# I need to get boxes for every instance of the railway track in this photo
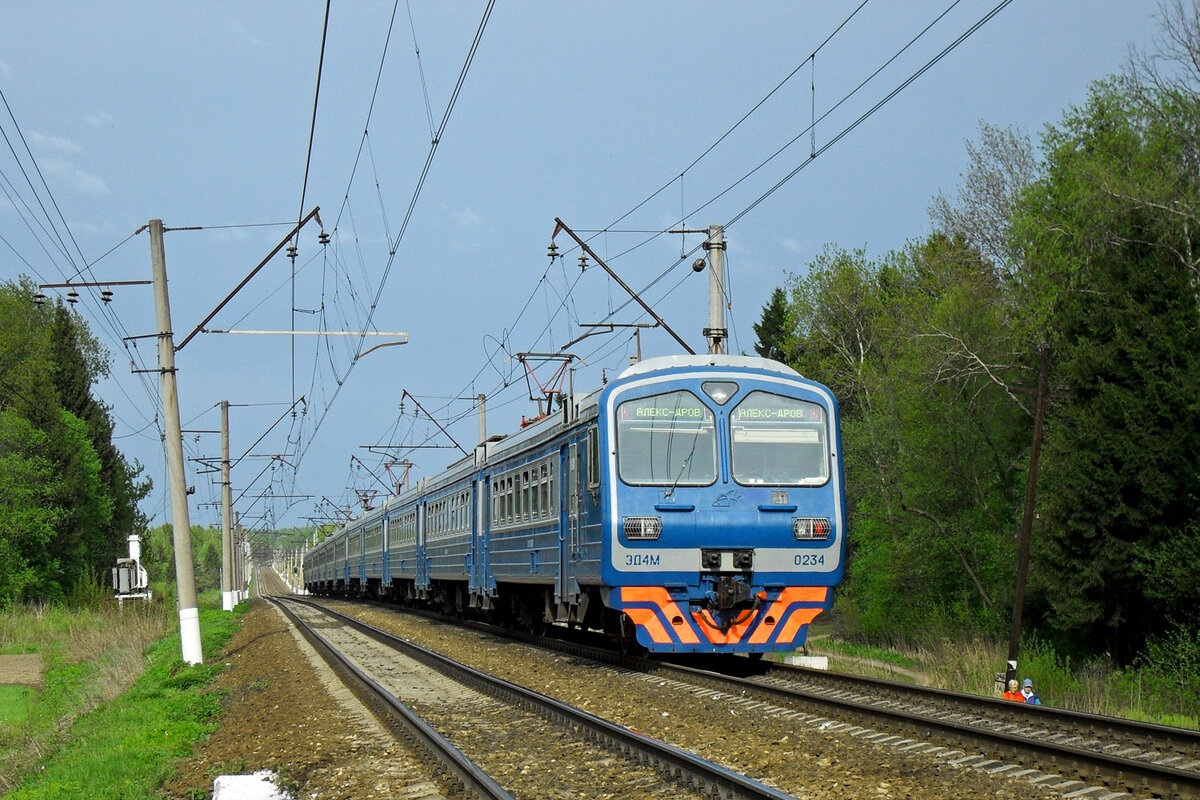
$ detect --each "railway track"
[488,619,1200,799]
[306,594,1199,799]
[268,594,807,800]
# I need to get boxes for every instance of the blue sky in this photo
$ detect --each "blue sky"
[0,1,1165,536]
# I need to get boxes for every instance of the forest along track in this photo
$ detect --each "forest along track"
[269,596,799,800]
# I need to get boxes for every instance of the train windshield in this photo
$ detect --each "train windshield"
[730,391,829,486]
[616,390,717,486]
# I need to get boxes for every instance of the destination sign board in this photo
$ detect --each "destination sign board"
[619,391,712,422]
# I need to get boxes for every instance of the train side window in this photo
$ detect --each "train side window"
[505,476,514,523]
[538,463,549,518]
[521,470,530,521]
[586,427,600,489]
[528,469,539,519]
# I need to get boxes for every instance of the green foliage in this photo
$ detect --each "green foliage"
[0,412,61,607]
[142,524,236,597]
[1012,74,1200,659]
[0,279,149,607]
[1135,623,1200,711]
[752,286,792,359]
[785,237,1026,641]
[779,33,1200,670]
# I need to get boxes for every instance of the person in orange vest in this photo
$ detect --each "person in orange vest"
[1002,679,1025,702]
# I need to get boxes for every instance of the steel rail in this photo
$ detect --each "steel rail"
[283,596,801,800]
[265,595,514,800]
[760,662,1200,763]
[649,660,1200,800]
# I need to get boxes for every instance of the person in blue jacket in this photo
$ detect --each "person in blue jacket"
[1021,678,1041,705]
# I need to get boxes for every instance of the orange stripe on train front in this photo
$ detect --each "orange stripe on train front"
[623,607,673,644]
[748,586,831,644]
[621,587,701,645]
[774,607,824,645]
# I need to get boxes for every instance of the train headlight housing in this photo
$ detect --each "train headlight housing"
[623,516,663,540]
[702,381,739,405]
[793,517,832,540]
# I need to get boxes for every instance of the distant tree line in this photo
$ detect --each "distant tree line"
[0,278,150,607]
[754,3,1200,664]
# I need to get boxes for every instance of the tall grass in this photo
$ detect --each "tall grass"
[5,607,244,800]
[0,600,170,793]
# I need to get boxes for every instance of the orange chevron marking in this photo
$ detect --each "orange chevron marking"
[623,607,672,644]
[691,608,757,644]
[775,606,824,645]
[621,587,701,645]
[748,586,831,644]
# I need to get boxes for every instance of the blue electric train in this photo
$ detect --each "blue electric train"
[304,353,846,654]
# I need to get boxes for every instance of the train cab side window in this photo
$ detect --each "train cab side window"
[586,426,600,489]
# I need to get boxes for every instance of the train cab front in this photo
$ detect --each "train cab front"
[598,357,846,655]
[608,543,837,654]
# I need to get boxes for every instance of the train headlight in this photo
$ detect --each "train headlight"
[702,381,739,405]
[623,516,663,540]
[792,517,832,540]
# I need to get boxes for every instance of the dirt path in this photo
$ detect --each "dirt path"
[0,655,43,687]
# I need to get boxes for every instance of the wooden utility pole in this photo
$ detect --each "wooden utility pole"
[150,219,203,664]
[1006,346,1050,685]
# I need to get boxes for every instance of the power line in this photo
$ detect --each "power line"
[292,0,497,475]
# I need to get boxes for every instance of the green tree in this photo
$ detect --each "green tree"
[0,411,62,606]
[752,287,792,359]
[0,278,149,605]
[785,236,1029,638]
[1014,72,1200,659]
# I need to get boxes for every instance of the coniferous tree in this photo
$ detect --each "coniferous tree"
[752,287,791,360]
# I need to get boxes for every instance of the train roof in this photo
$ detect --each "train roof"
[616,354,801,380]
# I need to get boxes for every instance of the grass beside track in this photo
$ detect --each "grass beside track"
[1,602,245,800]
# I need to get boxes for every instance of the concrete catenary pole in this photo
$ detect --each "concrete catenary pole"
[477,392,487,447]
[705,225,727,355]
[234,511,245,601]
[220,400,234,611]
[150,219,203,665]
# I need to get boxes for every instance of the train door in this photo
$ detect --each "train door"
[471,477,487,603]
[382,515,390,587]
[416,500,429,598]
[558,442,580,605]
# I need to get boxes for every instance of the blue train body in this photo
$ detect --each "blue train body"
[304,354,846,654]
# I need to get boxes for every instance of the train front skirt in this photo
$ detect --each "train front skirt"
[612,586,832,653]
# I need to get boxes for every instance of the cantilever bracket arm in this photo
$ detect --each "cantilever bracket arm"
[177,207,323,351]
[551,218,694,355]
